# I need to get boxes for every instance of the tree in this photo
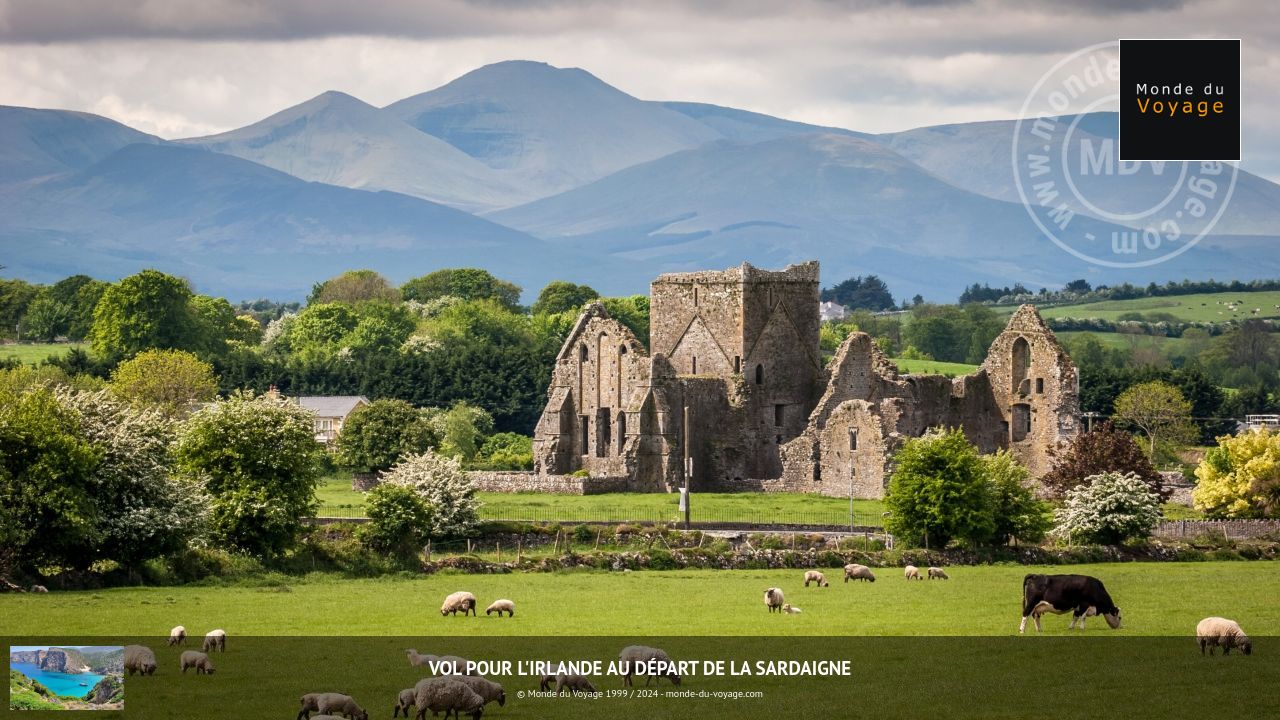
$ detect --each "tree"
[378,451,481,538]
[1053,472,1161,544]
[1193,430,1280,518]
[110,349,218,417]
[400,268,522,311]
[1041,422,1164,498]
[1064,279,1092,293]
[90,269,197,359]
[884,429,995,547]
[820,275,895,311]
[429,402,495,463]
[285,303,358,354]
[1113,381,1198,457]
[0,278,38,341]
[174,391,321,557]
[334,399,438,473]
[983,450,1051,544]
[21,293,72,341]
[360,483,433,558]
[532,281,600,315]
[474,432,534,470]
[600,295,650,348]
[309,270,400,305]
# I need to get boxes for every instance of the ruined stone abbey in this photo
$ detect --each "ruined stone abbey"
[531,262,1079,498]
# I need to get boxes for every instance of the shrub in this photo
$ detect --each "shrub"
[473,432,534,470]
[109,349,217,417]
[379,451,481,539]
[885,429,994,547]
[334,398,437,473]
[1042,422,1164,498]
[361,484,433,557]
[983,450,1051,544]
[1053,472,1162,545]
[1193,429,1280,518]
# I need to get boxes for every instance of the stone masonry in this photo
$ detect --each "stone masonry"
[532,262,1079,498]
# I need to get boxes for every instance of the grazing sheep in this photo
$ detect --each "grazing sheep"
[619,645,681,687]
[441,591,478,617]
[782,604,802,614]
[485,599,515,617]
[406,649,439,667]
[202,629,226,653]
[803,571,828,587]
[413,678,486,720]
[435,655,481,676]
[554,673,597,696]
[843,564,876,583]
[123,645,158,676]
[168,625,187,646]
[928,567,949,580]
[393,688,417,718]
[764,587,785,613]
[179,650,215,675]
[904,565,923,581]
[30,585,48,593]
[298,692,369,720]
[1196,617,1253,656]
[448,675,506,708]
[539,673,555,691]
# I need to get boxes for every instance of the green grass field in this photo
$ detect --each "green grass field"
[0,342,85,364]
[889,357,980,376]
[1010,291,1280,323]
[1057,330,1193,354]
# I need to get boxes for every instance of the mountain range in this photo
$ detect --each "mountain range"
[2,59,1277,300]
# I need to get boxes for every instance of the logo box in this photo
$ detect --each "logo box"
[1119,39,1240,161]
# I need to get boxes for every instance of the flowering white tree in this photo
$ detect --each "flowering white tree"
[1053,471,1162,545]
[380,451,481,538]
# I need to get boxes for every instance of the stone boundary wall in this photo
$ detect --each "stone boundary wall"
[1155,519,1280,539]
[465,471,629,495]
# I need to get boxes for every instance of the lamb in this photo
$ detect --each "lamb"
[168,625,187,646]
[782,604,802,614]
[179,650,215,675]
[30,585,48,593]
[904,565,923,581]
[413,677,486,720]
[203,629,227,653]
[928,567,950,580]
[393,688,417,718]
[406,649,439,667]
[843,564,876,583]
[123,645,158,676]
[441,591,478,617]
[1196,617,1253,656]
[764,587,785,613]
[447,675,506,708]
[803,571,829,587]
[554,673,597,696]
[619,645,681,686]
[485,599,515,617]
[297,692,369,720]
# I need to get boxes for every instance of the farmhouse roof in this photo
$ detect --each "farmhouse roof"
[294,395,369,419]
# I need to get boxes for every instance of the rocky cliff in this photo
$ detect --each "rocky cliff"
[8,647,90,674]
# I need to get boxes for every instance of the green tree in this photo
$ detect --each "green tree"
[109,349,218,417]
[90,269,197,359]
[360,483,433,558]
[1053,471,1161,544]
[430,401,494,463]
[20,293,72,342]
[377,451,480,539]
[0,278,38,340]
[400,268,522,311]
[600,295,650,348]
[286,303,359,354]
[309,269,400,305]
[174,391,321,557]
[1114,381,1198,458]
[334,399,438,473]
[982,450,1051,544]
[474,432,534,470]
[1041,422,1163,498]
[1193,429,1280,518]
[820,275,895,311]
[532,281,600,315]
[884,429,995,547]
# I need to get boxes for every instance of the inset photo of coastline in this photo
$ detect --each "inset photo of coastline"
[9,646,124,711]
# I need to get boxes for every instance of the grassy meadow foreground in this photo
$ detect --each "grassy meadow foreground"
[2,562,1275,637]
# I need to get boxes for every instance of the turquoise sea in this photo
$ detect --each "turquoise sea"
[11,662,105,699]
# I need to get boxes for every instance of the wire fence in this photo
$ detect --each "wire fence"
[312,504,887,530]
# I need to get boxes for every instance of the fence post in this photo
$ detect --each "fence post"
[496,542,502,562]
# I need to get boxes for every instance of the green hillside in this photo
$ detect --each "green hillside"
[1000,291,1280,323]
[9,669,65,711]
[891,357,980,376]
[0,342,85,365]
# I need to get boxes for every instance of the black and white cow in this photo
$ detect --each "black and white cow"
[1020,574,1121,633]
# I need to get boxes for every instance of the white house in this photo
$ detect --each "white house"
[294,395,369,443]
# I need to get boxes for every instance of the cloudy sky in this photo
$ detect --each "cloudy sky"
[2,0,1276,177]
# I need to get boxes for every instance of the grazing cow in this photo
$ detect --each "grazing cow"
[1020,574,1121,633]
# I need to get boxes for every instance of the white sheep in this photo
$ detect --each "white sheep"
[1196,617,1253,656]
[297,692,369,720]
[441,591,478,617]
[782,604,802,614]
[393,688,417,718]
[764,587,785,613]
[203,629,226,653]
[904,565,923,581]
[803,571,829,587]
[406,649,439,667]
[843,564,876,583]
[413,677,486,720]
[485,599,515,617]
[30,585,48,593]
[447,675,506,707]
[123,645,157,676]
[168,625,187,646]
[927,567,949,580]
[619,645,681,687]
[554,673,597,696]
[179,650,215,675]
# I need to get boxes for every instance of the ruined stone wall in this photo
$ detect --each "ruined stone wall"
[466,471,629,495]
[651,267,747,368]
